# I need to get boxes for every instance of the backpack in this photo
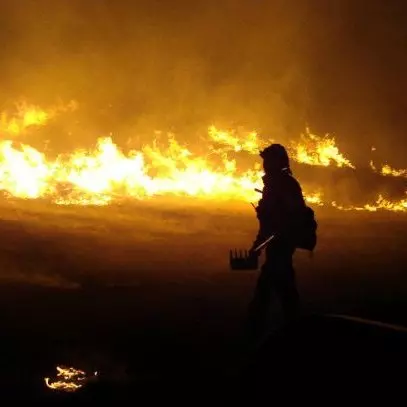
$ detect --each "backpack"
[289,205,318,252]
[285,206,318,252]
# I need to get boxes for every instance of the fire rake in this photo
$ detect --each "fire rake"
[229,235,275,271]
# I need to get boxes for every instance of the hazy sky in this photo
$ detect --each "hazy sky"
[0,0,406,166]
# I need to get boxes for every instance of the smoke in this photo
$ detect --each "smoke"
[0,0,406,166]
[0,1,308,142]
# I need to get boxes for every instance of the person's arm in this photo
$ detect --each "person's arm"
[250,176,305,253]
[250,182,278,253]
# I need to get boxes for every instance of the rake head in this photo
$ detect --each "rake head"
[229,249,259,271]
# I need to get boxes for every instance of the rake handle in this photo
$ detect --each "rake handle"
[253,234,276,252]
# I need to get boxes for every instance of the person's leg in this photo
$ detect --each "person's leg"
[277,247,299,322]
[245,244,298,342]
[246,260,274,339]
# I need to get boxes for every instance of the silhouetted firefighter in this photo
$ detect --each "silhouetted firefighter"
[246,143,317,342]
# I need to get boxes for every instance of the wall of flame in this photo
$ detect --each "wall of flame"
[0,102,405,212]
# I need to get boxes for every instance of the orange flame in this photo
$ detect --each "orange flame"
[290,128,355,169]
[208,126,356,170]
[0,100,77,136]
[332,194,407,212]
[0,102,49,135]
[380,164,407,178]
[304,191,324,206]
[370,162,407,178]
[45,366,93,392]
[0,134,404,211]
[0,136,264,205]
[0,102,404,212]
[208,125,266,154]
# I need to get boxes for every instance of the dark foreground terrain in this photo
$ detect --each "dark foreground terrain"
[0,197,406,404]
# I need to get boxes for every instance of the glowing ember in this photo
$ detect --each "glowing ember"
[45,366,95,392]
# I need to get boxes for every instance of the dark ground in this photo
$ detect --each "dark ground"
[0,197,406,403]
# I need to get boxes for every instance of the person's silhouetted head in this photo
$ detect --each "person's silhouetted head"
[260,144,290,175]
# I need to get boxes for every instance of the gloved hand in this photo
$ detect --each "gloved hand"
[248,245,261,258]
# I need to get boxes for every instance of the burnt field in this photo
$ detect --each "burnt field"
[0,198,406,402]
